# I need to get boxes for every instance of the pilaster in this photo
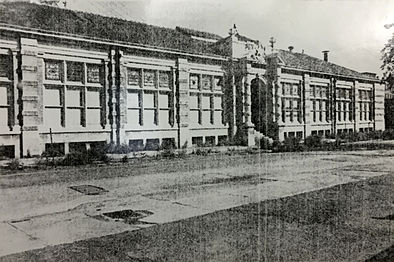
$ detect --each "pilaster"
[19,38,41,157]
[176,58,191,148]
[244,72,255,146]
[118,51,127,145]
[373,82,385,130]
[331,78,337,134]
[303,74,312,138]
[354,80,360,132]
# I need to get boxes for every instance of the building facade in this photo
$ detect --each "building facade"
[0,2,385,158]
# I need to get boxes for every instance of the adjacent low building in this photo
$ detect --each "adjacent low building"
[0,2,385,158]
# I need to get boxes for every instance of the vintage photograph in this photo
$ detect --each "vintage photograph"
[0,0,393,261]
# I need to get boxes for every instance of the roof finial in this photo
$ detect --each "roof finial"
[229,24,238,36]
[269,37,276,53]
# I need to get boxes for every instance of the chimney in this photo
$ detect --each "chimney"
[288,46,294,52]
[322,50,329,62]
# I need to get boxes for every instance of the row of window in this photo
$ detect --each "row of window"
[45,60,103,84]
[311,84,329,98]
[359,101,373,121]
[127,68,171,89]
[43,85,103,128]
[359,89,373,101]
[126,90,174,127]
[190,74,222,91]
[190,93,224,125]
[0,85,10,127]
[282,82,301,97]
[336,101,354,122]
[336,87,352,100]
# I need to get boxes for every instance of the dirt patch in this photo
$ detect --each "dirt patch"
[372,214,394,221]
[69,185,108,195]
[103,209,153,225]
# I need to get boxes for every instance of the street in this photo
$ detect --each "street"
[0,150,393,261]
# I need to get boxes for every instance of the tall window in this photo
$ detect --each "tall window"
[0,54,12,128]
[334,86,353,123]
[43,60,104,128]
[126,68,174,127]
[310,84,329,123]
[282,82,301,123]
[189,74,224,126]
[358,89,373,121]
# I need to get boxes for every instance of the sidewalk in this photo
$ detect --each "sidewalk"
[0,150,393,257]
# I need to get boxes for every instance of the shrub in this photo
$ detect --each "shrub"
[258,136,274,150]
[60,148,110,166]
[6,159,23,170]
[382,129,394,140]
[275,137,304,152]
[160,148,176,158]
[304,135,323,149]
[194,148,211,156]
[176,149,188,158]
[106,143,131,154]
[121,155,129,163]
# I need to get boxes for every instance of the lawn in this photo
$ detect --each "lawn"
[1,173,392,262]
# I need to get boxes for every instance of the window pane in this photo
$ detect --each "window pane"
[292,84,298,96]
[66,109,81,126]
[67,62,83,82]
[144,110,156,126]
[190,75,199,89]
[159,110,170,127]
[0,108,8,126]
[44,108,62,127]
[127,92,139,108]
[144,71,155,87]
[0,86,8,105]
[86,89,100,107]
[143,92,155,108]
[202,75,211,90]
[44,88,61,106]
[202,111,211,125]
[190,94,199,109]
[214,96,222,109]
[86,109,100,125]
[87,64,101,83]
[0,55,10,78]
[45,60,62,80]
[128,69,140,86]
[66,89,82,107]
[202,95,210,109]
[159,72,170,88]
[127,109,140,126]
[159,93,170,108]
[214,76,222,90]
[190,110,200,126]
[214,111,222,124]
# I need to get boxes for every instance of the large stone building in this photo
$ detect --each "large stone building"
[0,2,385,158]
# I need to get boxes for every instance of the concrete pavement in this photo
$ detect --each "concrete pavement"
[0,150,393,257]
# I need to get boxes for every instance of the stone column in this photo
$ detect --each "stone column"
[19,38,41,157]
[303,74,312,138]
[331,78,337,134]
[176,58,191,148]
[373,82,385,130]
[354,80,360,132]
[244,70,255,147]
[118,51,127,145]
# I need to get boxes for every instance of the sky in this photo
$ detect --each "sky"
[61,0,394,75]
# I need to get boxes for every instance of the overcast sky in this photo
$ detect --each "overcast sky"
[64,0,394,75]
